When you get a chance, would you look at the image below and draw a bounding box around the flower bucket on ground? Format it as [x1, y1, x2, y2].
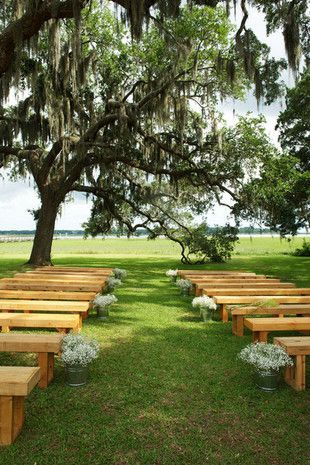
[106, 276, 122, 292]
[61, 334, 100, 386]
[112, 268, 127, 280]
[238, 342, 293, 391]
[192, 296, 217, 321]
[166, 269, 178, 283]
[176, 279, 192, 295]
[93, 294, 118, 320]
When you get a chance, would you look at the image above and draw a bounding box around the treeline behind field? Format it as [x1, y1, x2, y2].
[0, 227, 275, 238]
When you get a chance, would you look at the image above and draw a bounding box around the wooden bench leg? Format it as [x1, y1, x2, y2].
[0, 395, 25, 445]
[1, 325, 10, 333]
[284, 355, 306, 391]
[220, 305, 229, 323]
[232, 315, 244, 337]
[252, 331, 268, 342]
[38, 352, 55, 389]
[294, 355, 306, 391]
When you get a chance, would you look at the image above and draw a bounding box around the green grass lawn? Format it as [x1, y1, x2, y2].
[0, 238, 309, 465]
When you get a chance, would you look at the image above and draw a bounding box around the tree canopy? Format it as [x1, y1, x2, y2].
[0, 1, 309, 264]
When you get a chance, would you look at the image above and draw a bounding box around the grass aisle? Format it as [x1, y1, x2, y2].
[0, 254, 309, 464]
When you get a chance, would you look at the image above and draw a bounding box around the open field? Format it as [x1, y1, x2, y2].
[0, 235, 308, 258]
[0, 238, 309, 465]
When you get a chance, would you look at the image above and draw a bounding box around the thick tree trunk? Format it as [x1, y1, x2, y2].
[27, 196, 60, 266]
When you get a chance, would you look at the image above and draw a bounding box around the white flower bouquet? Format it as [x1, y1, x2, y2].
[93, 294, 118, 309]
[238, 342, 293, 374]
[61, 334, 100, 367]
[106, 276, 122, 290]
[113, 268, 127, 280]
[176, 278, 192, 295]
[192, 296, 217, 310]
[166, 269, 178, 277]
[166, 269, 178, 282]
[192, 296, 217, 321]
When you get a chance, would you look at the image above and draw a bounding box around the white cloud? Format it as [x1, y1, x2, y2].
[0, 179, 92, 230]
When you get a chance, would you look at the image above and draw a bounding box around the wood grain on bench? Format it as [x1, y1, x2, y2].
[231, 304, 310, 336]
[274, 336, 310, 391]
[0, 366, 40, 445]
[244, 317, 310, 342]
[212, 296, 310, 322]
[0, 289, 96, 301]
[0, 313, 80, 333]
[0, 281, 102, 292]
[0, 333, 63, 388]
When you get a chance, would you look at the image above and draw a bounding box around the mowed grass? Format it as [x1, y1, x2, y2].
[0, 238, 309, 465]
[0, 235, 307, 258]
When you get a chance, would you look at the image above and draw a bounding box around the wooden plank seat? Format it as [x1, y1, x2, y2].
[0, 313, 80, 333]
[24, 271, 110, 279]
[177, 270, 255, 277]
[184, 275, 267, 281]
[0, 334, 63, 389]
[0, 290, 96, 301]
[274, 337, 310, 391]
[35, 266, 112, 273]
[0, 281, 102, 292]
[0, 300, 89, 323]
[212, 296, 310, 322]
[231, 304, 310, 336]
[206, 288, 310, 297]
[244, 317, 310, 342]
[195, 279, 284, 296]
[1, 277, 105, 287]
[196, 283, 294, 295]
[0, 366, 40, 445]
[13, 273, 106, 283]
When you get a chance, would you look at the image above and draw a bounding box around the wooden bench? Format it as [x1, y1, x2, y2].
[212, 296, 310, 322]
[0, 313, 80, 333]
[0, 281, 102, 292]
[243, 317, 310, 342]
[0, 300, 89, 324]
[0, 366, 40, 445]
[10, 275, 105, 284]
[231, 304, 310, 336]
[0, 334, 63, 388]
[24, 272, 109, 279]
[177, 270, 255, 277]
[35, 266, 112, 273]
[29, 270, 111, 277]
[206, 288, 310, 296]
[195, 279, 284, 296]
[0, 290, 96, 301]
[274, 337, 310, 391]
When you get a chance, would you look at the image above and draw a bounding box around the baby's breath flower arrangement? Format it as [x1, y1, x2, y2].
[238, 342, 293, 374]
[93, 294, 118, 308]
[192, 296, 217, 310]
[113, 268, 127, 280]
[176, 279, 192, 295]
[165, 269, 178, 282]
[61, 334, 100, 367]
[106, 276, 122, 291]
[93, 294, 118, 320]
[192, 296, 217, 321]
[238, 342, 293, 391]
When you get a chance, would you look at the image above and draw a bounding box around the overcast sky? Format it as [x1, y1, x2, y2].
[0, 5, 294, 230]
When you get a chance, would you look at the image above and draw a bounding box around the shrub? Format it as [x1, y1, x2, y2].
[292, 240, 310, 257]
